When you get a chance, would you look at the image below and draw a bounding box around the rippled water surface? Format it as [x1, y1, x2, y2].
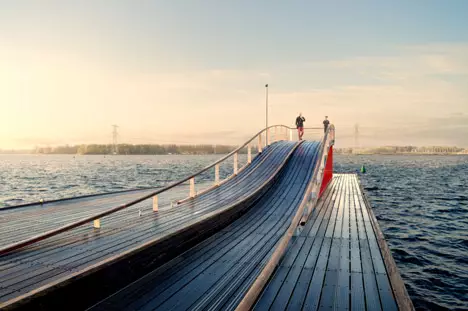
[0, 154, 244, 206]
[1, 154, 467, 310]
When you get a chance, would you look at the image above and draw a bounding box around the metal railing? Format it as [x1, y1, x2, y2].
[0, 124, 317, 256]
[235, 124, 335, 311]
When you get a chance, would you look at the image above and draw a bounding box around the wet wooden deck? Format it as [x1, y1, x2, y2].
[0, 141, 298, 310]
[256, 174, 412, 310]
[91, 173, 412, 311]
[89, 142, 321, 311]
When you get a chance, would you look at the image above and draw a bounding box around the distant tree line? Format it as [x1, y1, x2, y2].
[335, 146, 466, 155]
[33, 144, 252, 155]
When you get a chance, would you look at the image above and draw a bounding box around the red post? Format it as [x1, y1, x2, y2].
[319, 146, 333, 197]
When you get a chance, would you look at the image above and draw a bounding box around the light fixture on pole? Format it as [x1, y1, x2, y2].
[265, 84, 269, 145]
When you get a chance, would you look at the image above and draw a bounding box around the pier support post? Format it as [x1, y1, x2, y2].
[258, 135, 263, 153]
[247, 145, 252, 164]
[93, 219, 100, 229]
[190, 178, 195, 198]
[153, 195, 158, 212]
[234, 152, 238, 175]
[215, 164, 220, 186]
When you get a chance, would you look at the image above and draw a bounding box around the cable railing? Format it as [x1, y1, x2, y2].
[0, 124, 318, 256]
[235, 124, 335, 310]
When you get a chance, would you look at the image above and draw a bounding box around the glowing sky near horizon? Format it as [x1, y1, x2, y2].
[1, 0, 468, 149]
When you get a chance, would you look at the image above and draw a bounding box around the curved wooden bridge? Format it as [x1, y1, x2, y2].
[0, 125, 413, 310]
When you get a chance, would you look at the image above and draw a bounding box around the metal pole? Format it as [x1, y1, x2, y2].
[152, 195, 158, 211]
[190, 178, 195, 198]
[215, 164, 220, 186]
[265, 84, 269, 145]
[93, 219, 100, 229]
[233, 152, 238, 175]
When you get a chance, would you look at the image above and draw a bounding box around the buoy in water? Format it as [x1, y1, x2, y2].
[360, 165, 367, 174]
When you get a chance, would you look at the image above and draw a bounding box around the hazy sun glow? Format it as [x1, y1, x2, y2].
[1, 1, 468, 149]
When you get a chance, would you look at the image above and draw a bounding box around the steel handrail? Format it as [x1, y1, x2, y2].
[0, 124, 296, 256]
[235, 124, 335, 310]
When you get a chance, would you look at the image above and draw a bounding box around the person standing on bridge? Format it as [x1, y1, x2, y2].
[295, 113, 306, 140]
[323, 116, 330, 133]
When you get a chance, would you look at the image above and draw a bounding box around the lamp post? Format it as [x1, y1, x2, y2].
[265, 84, 269, 145]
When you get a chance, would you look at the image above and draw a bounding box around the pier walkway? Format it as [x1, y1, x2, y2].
[90, 142, 321, 311]
[0, 124, 413, 310]
[90, 174, 412, 311]
[254, 174, 412, 311]
[0, 140, 298, 310]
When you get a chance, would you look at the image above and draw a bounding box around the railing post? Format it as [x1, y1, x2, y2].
[274, 126, 277, 142]
[258, 135, 263, 153]
[93, 219, 100, 229]
[266, 128, 269, 146]
[190, 178, 195, 198]
[234, 152, 238, 174]
[215, 164, 220, 186]
[153, 195, 158, 211]
[247, 145, 252, 164]
[289, 128, 293, 141]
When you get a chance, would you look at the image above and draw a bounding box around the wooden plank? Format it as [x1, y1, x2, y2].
[350, 239, 362, 273]
[368, 239, 387, 274]
[376, 273, 398, 311]
[321, 173, 351, 310]
[342, 177, 350, 239]
[285, 267, 313, 311]
[332, 269, 350, 310]
[350, 272, 365, 311]
[318, 270, 338, 309]
[363, 272, 382, 311]
[254, 268, 289, 310]
[301, 237, 332, 310]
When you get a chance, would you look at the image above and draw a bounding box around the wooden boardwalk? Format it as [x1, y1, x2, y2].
[0, 141, 298, 310]
[89, 142, 321, 311]
[256, 174, 412, 310]
[91, 173, 412, 311]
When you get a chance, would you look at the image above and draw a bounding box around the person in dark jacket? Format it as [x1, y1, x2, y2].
[323, 116, 330, 133]
[295, 113, 306, 140]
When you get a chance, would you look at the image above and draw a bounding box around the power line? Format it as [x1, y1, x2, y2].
[112, 125, 119, 154]
[354, 123, 360, 151]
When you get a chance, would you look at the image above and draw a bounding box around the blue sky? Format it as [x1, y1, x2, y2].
[1, 1, 468, 148]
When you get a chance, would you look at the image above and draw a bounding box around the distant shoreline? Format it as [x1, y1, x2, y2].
[1, 152, 467, 156]
[0, 152, 240, 156]
[335, 146, 468, 156]
[335, 152, 468, 156]
[1, 144, 467, 156]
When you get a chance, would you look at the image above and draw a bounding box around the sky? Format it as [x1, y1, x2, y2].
[1, 0, 468, 149]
